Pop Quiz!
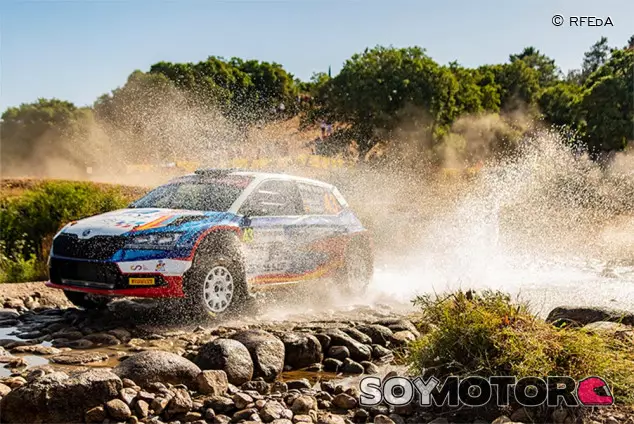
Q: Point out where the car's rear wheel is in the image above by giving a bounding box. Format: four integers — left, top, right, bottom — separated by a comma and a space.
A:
64, 290, 111, 310
183, 233, 250, 319
337, 239, 374, 296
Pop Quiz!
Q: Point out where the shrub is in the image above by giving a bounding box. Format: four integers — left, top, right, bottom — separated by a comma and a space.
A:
408, 290, 634, 406
0, 180, 132, 282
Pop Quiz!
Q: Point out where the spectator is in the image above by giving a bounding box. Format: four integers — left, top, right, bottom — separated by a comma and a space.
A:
320, 121, 326, 139
326, 123, 333, 136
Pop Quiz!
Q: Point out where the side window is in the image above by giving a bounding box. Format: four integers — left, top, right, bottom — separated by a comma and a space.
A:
239, 180, 302, 216
298, 183, 343, 215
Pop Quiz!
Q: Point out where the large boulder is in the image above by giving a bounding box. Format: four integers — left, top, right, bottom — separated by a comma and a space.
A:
113, 350, 201, 389
194, 338, 254, 385
0, 369, 122, 423
546, 306, 634, 327
355, 324, 394, 346
230, 330, 285, 382
323, 329, 372, 362
279, 332, 323, 369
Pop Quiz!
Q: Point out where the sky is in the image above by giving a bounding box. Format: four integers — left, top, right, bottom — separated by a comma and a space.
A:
1, 0, 632, 110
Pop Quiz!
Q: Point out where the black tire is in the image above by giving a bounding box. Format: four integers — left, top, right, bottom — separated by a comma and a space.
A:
336, 238, 374, 296
182, 232, 250, 319
64, 290, 111, 310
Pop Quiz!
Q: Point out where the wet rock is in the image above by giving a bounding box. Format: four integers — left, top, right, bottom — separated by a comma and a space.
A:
260, 400, 286, 422
195, 338, 254, 386
320, 381, 335, 394
84, 332, 121, 346
271, 420, 293, 424
213, 414, 232, 424
355, 325, 394, 347
0, 369, 122, 423
373, 415, 395, 424
352, 409, 368, 422
64, 338, 95, 349
279, 332, 323, 369
341, 358, 364, 374
1, 355, 27, 368
287, 379, 312, 390
332, 393, 357, 410
241, 379, 270, 395
293, 415, 313, 423
169, 387, 193, 415
323, 329, 371, 362
120, 387, 138, 405
0, 309, 20, 320
291, 395, 317, 415
360, 361, 380, 374
390, 331, 416, 345
0, 382, 11, 396
231, 330, 285, 382
197, 370, 229, 396
342, 328, 373, 345
323, 358, 342, 372
106, 398, 132, 421
271, 381, 288, 394
374, 319, 421, 338
546, 306, 634, 327
234, 392, 254, 409
10, 344, 61, 355
204, 407, 216, 420
491, 417, 512, 424
108, 328, 132, 342
151, 395, 172, 415
328, 345, 350, 361
114, 350, 201, 389
51, 329, 84, 340
50, 351, 108, 364
1, 376, 27, 388
371, 345, 393, 361
313, 333, 331, 352
205, 395, 236, 414
85, 405, 107, 423
133, 398, 149, 417
316, 412, 346, 424
232, 407, 258, 422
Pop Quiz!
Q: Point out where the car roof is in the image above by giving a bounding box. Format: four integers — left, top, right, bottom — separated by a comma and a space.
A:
180, 168, 335, 190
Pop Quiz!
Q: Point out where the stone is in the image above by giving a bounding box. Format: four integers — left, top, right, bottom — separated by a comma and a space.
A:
260, 400, 286, 422
194, 338, 254, 386
332, 393, 357, 410
106, 398, 132, 421
355, 325, 394, 347
341, 358, 364, 374
230, 330, 285, 382
113, 350, 201, 389
291, 395, 317, 415
279, 332, 323, 370
197, 370, 229, 396
85, 405, 107, 423
0, 370, 122, 423
327, 345, 350, 361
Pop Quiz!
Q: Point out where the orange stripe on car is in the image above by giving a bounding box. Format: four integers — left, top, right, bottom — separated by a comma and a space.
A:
133, 215, 173, 231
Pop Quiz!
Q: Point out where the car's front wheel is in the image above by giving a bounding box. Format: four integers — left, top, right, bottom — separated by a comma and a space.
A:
64, 290, 112, 310
182, 234, 249, 319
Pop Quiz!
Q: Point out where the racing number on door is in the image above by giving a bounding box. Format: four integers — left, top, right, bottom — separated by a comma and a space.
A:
242, 227, 254, 243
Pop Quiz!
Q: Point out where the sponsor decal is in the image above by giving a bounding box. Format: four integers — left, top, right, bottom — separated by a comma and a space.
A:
129, 277, 155, 286
155, 260, 166, 272
359, 375, 614, 408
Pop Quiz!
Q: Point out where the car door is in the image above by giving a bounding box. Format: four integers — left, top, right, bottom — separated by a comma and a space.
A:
293, 182, 348, 279
236, 179, 305, 286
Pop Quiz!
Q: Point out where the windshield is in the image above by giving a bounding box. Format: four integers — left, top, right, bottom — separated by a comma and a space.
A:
130, 176, 251, 211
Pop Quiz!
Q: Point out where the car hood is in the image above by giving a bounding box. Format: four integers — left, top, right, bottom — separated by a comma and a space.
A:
60, 208, 240, 238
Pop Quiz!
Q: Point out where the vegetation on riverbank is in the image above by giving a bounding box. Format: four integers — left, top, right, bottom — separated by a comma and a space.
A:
407, 290, 634, 412
0, 180, 139, 283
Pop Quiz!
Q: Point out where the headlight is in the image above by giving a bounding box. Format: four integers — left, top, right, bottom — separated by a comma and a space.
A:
124, 232, 183, 250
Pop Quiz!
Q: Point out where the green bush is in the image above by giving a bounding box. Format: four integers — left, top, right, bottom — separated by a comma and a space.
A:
0, 180, 130, 282
408, 290, 634, 406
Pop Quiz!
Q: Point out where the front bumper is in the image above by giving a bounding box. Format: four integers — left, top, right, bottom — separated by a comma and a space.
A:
47, 256, 192, 298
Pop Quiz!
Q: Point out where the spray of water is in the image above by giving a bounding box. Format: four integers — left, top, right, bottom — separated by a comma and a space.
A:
3, 83, 633, 321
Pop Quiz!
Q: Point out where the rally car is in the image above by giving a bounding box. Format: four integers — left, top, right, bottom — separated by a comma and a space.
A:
46, 169, 374, 317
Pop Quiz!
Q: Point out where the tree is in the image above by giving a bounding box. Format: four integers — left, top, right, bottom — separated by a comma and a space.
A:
581, 37, 611, 81
510, 47, 561, 87
538, 82, 584, 130
0, 99, 87, 175
581, 49, 634, 153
